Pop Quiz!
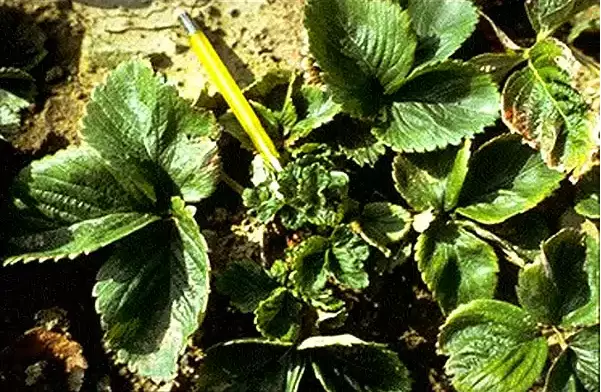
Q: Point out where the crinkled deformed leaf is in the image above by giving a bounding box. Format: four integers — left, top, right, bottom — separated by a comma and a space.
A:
574, 166, 600, 219
545, 327, 600, 392
244, 154, 349, 230
82, 60, 219, 204
502, 38, 596, 178
305, 0, 416, 116
254, 287, 303, 342
393, 141, 471, 212
456, 134, 564, 224
215, 259, 280, 313
93, 197, 211, 381
416, 222, 498, 314
298, 334, 412, 392
526, 0, 597, 38
355, 202, 412, 257
327, 225, 370, 290
375, 61, 499, 153
438, 299, 548, 392
195, 339, 304, 392
516, 229, 597, 326
337, 125, 387, 167
407, 0, 478, 69
5, 146, 158, 264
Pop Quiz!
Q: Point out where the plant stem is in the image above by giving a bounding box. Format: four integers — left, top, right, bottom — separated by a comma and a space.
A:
220, 169, 244, 195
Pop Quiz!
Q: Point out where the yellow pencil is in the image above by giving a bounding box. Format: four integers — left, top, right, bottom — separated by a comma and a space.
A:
176, 8, 282, 172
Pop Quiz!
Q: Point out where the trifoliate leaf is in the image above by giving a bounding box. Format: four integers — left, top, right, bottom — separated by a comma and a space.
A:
5, 146, 159, 264
469, 53, 526, 84
545, 327, 600, 392
287, 85, 342, 145
438, 299, 548, 392
355, 202, 412, 257
375, 61, 499, 153
244, 153, 349, 230
516, 229, 596, 326
327, 225, 370, 290
526, 0, 597, 38
93, 197, 211, 381
254, 287, 303, 342
215, 259, 280, 313
195, 339, 304, 392
298, 334, 412, 392
407, 0, 479, 69
82, 60, 219, 204
456, 134, 564, 224
415, 222, 498, 314
305, 0, 417, 116
392, 141, 471, 212
502, 38, 596, 178
574, 166, 600, 219
290, 236, 330, 296
561, 230, 600, 327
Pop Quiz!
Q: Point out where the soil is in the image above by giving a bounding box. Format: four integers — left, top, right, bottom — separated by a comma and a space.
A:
0, 0, 598, 391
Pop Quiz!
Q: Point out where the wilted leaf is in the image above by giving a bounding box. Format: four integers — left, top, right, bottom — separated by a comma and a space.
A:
215, 259, 280, 313
375, 61, 499, 153
502, 38, 597, 178
355, 202, 412, 257
254, 288, 303, 342
438, 299, 548, 392
93, 197, 211, 381
416, 222, 498, 313
305, 0, 416, 115
457, 134, 564, 224
298, 334, 412, 392
407, 0, 479, 69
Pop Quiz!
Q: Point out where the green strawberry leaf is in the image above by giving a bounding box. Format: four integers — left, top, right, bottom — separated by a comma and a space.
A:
355, 202, 412, 257
502, 38, 597, 179
526, 0, 597, 38
327, 225, 370, 290
545, 327, 600, 392
337, 125, 387, 167
93, 197, 211, 382
287, 85, 342, 145
567, 5, 600, 43
305, 0, 416, 116
516, 229, 597, 326
254, 287, 303, 342
196, 339, 304, 392
374, 61, 499, 153
5, 146, 159, 264
438, 299, 548, 392
416, 222, 498, 314
469, 53, 526, 84
290, 236, 330, 296
456, 134, 564, 225
82, 60, 219, 204
298, 334, 412, 392
574, 166, 600, 219
392, 141, 471, 212
215, 259, 280, 313
0, 86, 30, 139
407, 0, 479, 69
